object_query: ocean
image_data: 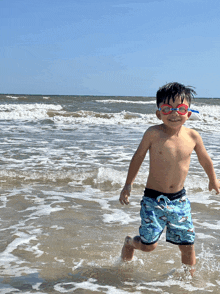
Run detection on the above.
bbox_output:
[0,94,220,293]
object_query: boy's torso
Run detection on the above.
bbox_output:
[146,125,196,193]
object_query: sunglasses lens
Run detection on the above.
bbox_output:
[178,106,187,114]
[161,106,171,114]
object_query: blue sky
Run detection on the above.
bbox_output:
[1,0,220,97]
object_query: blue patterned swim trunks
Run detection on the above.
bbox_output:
[139,188,195,245]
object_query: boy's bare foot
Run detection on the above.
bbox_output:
[121,236,135,261]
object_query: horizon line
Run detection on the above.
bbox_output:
[0,93,219,99]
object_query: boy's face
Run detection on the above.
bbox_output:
[156,96,192,129]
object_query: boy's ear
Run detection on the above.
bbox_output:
[156,110,161,120]
[187,111,192,119]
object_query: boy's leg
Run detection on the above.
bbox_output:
[178,244,196,266]
[121,236,157,261]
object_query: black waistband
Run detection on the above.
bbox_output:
[144,187,186,201]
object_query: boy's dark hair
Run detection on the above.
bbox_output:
[156,82,197,108]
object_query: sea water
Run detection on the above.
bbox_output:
[0,94,220,293]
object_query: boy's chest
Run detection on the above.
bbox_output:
[151,136,195,161]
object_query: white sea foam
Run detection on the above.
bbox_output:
[0,231,38,276]
[54,278,139,293]
[0,103,62,120]
[72,259,84,271]
[94,167,125,186]
[54,111,158,126]
[25,204,64,218]
[96,99,155,104]
[103,209,139,224]
[195,221,220,230]
[196,233,216,240]
[6,95,27,99]
[6,95,19,99]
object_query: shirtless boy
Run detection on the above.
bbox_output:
[119,82,220,271]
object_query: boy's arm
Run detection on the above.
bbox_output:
[194,131,220,194]
[119,128,152,205]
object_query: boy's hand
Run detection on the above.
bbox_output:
[209,179,220,194]
[119,184,132,205]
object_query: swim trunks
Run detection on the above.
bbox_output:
[139,188,195,245]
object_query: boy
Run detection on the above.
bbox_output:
[119,82,220,271]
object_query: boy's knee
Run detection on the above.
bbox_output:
[142,243,157,252]
[132,236,157,252]
[141,242,157,252]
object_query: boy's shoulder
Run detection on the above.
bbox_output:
[183,126,200,137]
[182,126,202,143]
[146,124,163,132]
[144,125,162,136]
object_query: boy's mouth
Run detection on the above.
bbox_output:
[169,118,180,122]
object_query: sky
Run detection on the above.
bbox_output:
[1,0,220,97]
